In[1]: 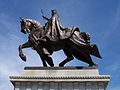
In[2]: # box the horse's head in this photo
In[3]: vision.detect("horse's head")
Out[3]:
[20,17,42,34]
[20,17,31,34]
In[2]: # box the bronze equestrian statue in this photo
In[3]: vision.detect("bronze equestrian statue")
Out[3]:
[18,9,102,67]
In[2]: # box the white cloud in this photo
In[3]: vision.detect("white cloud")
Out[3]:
[0,13,24,90]
[0,64,19,77]
[0,63,19,90]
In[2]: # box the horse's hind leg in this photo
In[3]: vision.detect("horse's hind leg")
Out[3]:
[59,48,74,67]
[73,50,97,67]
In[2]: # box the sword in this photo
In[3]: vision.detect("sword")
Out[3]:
[41,9,45,25]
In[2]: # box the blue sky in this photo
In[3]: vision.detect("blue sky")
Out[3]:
[0,0,120,90]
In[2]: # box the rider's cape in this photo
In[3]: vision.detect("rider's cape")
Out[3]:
[68,28,102,59]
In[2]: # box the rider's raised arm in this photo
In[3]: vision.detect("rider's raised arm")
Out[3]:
[42,16,49,21]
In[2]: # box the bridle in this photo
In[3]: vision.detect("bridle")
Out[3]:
[20,19,33,34]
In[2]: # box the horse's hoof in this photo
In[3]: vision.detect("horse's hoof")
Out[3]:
[89,63,98,67]
[43,65,47,67]
[50,64,54,67]
[59,63,64,67]
[19,54,26,62]
[22,56,26,62]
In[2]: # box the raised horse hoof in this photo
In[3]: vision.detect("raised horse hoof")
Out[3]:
[19,54,26,62]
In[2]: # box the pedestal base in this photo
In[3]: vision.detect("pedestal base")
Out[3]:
[10,67,110,90]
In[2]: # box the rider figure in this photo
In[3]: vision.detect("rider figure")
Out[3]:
[42,9,67,41]
[42,9,90,44]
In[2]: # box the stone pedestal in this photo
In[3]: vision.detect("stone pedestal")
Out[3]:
[10,67,110,90]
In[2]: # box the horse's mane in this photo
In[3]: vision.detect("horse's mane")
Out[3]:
[25,18,42,28]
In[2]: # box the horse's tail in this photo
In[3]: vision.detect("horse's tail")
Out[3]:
[90,44,102,59]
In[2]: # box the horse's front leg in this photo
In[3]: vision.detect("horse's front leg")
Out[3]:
[18,42,32,61]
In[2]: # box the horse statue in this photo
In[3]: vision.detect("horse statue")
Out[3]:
[19,17,102,67]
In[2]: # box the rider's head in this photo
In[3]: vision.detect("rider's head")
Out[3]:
[51,9,57,16]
